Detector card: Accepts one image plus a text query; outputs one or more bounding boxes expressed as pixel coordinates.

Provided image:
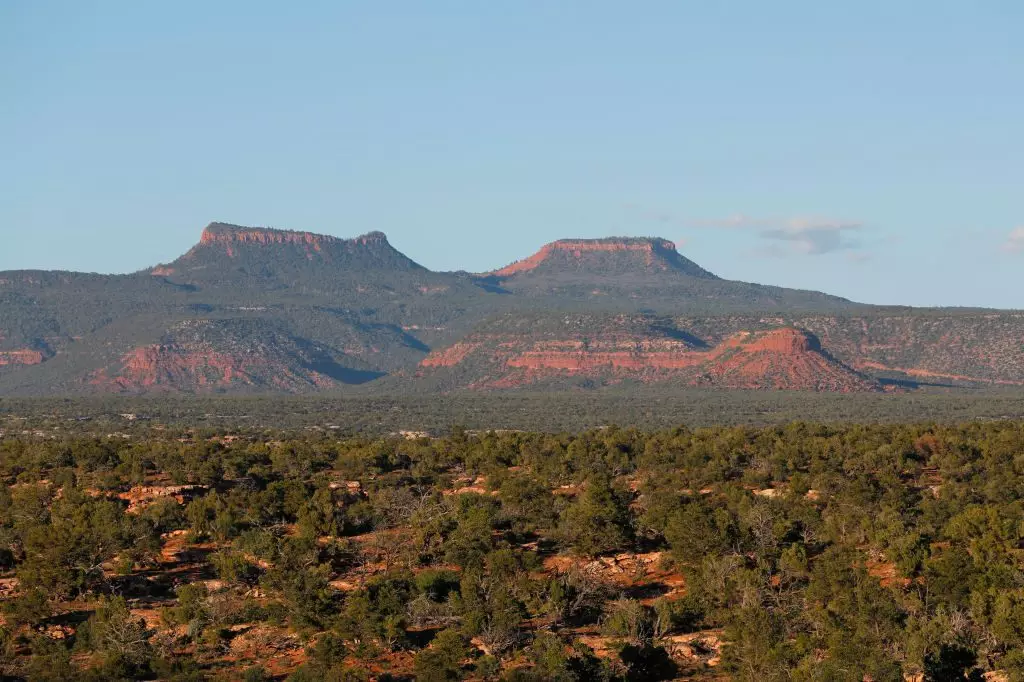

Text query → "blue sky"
[2,1,1021,307]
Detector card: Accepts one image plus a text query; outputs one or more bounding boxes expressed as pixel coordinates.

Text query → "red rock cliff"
[196,223,389,254]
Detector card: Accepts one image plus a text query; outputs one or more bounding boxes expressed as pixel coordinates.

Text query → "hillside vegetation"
[0,422,1023,679]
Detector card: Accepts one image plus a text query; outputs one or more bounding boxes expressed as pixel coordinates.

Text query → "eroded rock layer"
[419,325,882,392]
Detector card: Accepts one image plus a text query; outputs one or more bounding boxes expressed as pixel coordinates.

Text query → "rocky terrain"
[415,320,882,392]
[0,222,1021,395]
[87,319,384,393]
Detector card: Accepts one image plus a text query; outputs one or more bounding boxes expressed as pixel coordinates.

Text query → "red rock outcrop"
[423,327,881,393]
[420,342,482,368]
[720,328,818,354]
[200,225,342,249]
[0,349,45,366]
[697,329,879,392]
[189,224,391,259]
[90,344,337,393]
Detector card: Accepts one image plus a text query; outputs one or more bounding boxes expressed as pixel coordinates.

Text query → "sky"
[2,1,1022,308]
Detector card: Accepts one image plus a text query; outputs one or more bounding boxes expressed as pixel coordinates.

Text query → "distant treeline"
[3,388,1024,436]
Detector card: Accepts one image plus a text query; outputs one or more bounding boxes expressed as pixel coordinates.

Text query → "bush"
[413,628,469,682]
[558,473,633,556]
[77,596,153,676]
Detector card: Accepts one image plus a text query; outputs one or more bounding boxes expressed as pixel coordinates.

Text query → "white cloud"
[1002,227,1024,253]
[690,214,863,255]
[759,219,862,255]
[626,204,868,256]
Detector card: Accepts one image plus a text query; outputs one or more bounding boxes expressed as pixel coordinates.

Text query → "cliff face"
[195,224,391,253]
[200,225,341,249]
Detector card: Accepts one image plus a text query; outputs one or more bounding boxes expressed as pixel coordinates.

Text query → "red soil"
[865,558,912,589]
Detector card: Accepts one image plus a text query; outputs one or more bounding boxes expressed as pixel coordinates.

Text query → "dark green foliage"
[618,644,677,681]
[664,500,738,563]
[413,628,470,681]
[0,421,1023,678]
[260,540,338,632]
[22,635,76,682]
[17,486,138,598]
[2,588,51,627]
[559,472,633,555]
[496,470,557,533]
[76,596,154,677]
[337,572,416,651]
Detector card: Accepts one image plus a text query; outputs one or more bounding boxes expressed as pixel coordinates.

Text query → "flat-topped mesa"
[171,223,408,265]
[492,237,718,279]
[201,224,337,249]
[199,223,390,249]
[154,223,423,279]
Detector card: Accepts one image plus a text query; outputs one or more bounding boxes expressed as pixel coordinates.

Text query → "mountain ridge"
[0,221,1021,396]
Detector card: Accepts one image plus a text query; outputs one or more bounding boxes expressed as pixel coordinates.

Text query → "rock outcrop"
[420,342,483,368]
[693,329,880,392]
[87,320,384,394]
[200,224,341,248]
[0,349,45,366]
[420,325,882,392]
[186,223,392,259]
